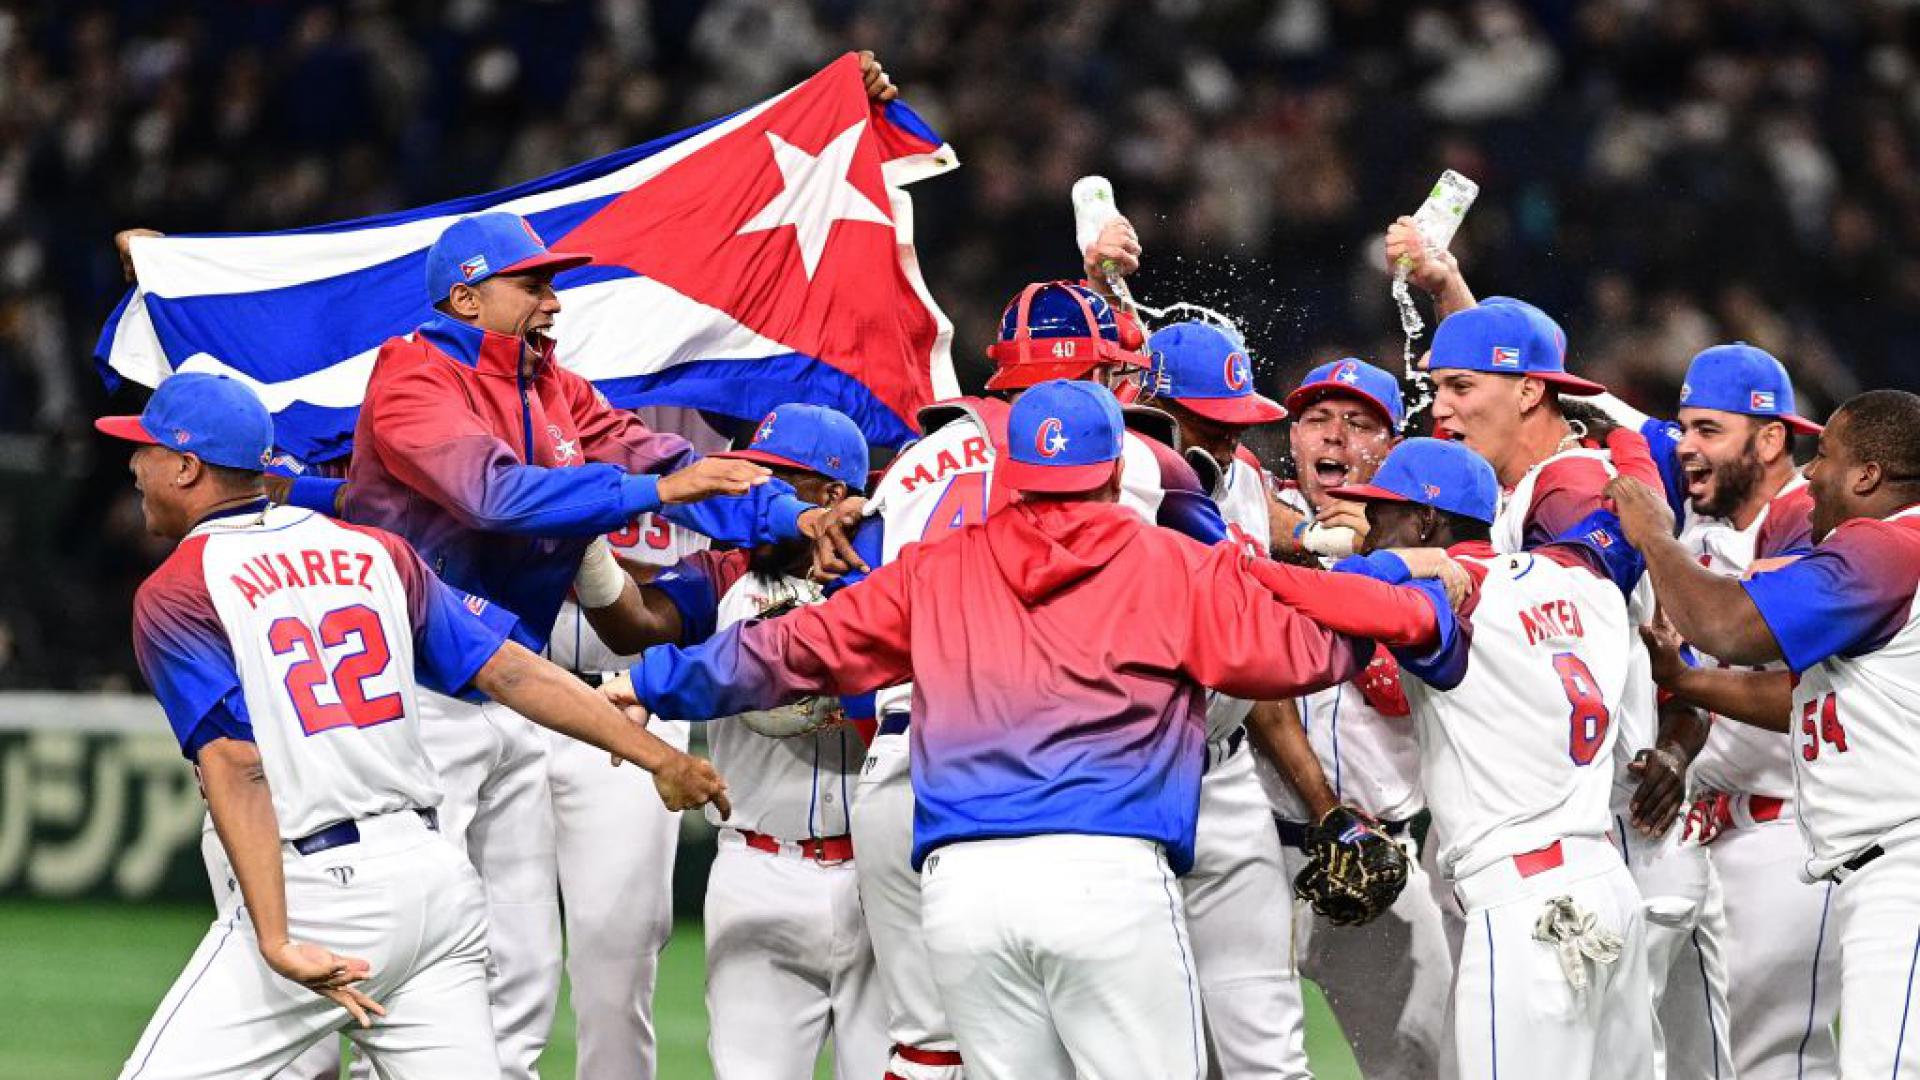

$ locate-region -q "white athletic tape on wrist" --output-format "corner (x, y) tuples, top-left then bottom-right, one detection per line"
(1303, 523), (1359, 559)
(573, 537), (626, 609)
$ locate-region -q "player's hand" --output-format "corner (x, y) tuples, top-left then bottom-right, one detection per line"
(1267, 497), (1314, 560)
(1315, 499), (1371, 542)
(114, 228), (164, 284)
(262, 939), (386, 1029)
(1391, 547), (1475, 609)
(1603, 476), (1676, 548)
(1083, 216), (1142, 282)
(654, 751), (731, 818)
(599, 670), (640, 711)
(858, 50), (897, 103)
(804, 498), (869, 579)
(1385, 215), (1462, 297)
(1639, 615), (1689, 689)
(658, 458), (771, 504)
(1627, 746), (1689, 837)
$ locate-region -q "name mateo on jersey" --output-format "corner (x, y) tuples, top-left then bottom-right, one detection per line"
(895, 435), (991, 493)
(227, 547), (379, 608)
(1519, 597), (1587, 646)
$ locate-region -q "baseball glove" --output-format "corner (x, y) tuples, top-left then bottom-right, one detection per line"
(729, 589), (848, 739)
(1292, 805), (1410, 926)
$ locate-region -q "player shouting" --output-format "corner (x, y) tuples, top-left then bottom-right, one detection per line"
(101, 374), (725, 1080)
(1606, 389), (1920, 1077)
(603, 380), (1435, 1080)
(1256, 437), (1654, 1080)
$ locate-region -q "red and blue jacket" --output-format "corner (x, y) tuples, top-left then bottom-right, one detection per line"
(345, 316), (813, 649)
(627, 499), (1391, 873)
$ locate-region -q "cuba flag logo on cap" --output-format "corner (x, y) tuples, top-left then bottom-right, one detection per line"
(1334, 360), (1362, 385)
(1490, 346), (1521, 369)
(460, 255), (489, 280)
(1034, 417), (1069, 458)
(1224, 352), (1251, 392)
(1750, 390), (1777, 411)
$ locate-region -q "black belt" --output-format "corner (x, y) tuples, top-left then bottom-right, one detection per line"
(293, 808), (439, 857)
(1829, 843), (1885, 883)
(1276, 813), (1409, 851)
(1205, 726), (1248, 772)
(878, 713), (910, 737)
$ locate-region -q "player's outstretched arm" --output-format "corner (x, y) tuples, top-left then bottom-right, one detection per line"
(198, 737), (385, 1027)
(1639, 619), (1794, 732)
(473, 640), (731, 817)
(572, 538), (689, 656)
(1607, 476), (1783, 663)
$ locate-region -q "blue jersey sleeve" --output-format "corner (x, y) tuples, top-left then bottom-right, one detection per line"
(1554, 509), (1647, 597)
(649, 553), (731, 645)
(132, 549), (244, 759)
(285, 476), (347, 516)
(352, 523), (517, 696)
(180, 691), (257, 761)
(1641, 418), (1689, 524)
(1332, 551), (1469, 690)
(1743, 520), (1920, 674)
(659, 479), (811, 547)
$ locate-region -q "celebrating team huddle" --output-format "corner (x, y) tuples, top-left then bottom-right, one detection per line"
(98, 54), (1920, 1080)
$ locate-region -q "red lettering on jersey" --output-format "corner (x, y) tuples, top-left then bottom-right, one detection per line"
(962, 437), (990, 469)
(898, 463), (937, 493)
(331, 550), (356, 590)
(275, 553), (304, 589)
(354, 552), (376, 590)
(250, 555), (283, 594)
(1522, 599), (1586, 645)
(1521, 608), (1543, 646)
(933, 448), (962, 475)
(302, 550), (333, 587)
(232, 574), (264, 609)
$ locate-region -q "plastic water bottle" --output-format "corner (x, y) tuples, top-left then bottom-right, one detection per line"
(1393, 170), (1479, 416)
(1072, 175), (1137, 315)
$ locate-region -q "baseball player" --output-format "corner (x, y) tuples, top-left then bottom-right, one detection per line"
(100, 374), (726, 1080)
(605, 379), (1440, 1080)
(836, 272), (1227, 1080)
(1241, 357), (1457, 1080)
(1408, 258), (1731, 1076)
(340, 210), (858, 1077)
(1262, 436), (1654, 1080)
(1590, 343), (1835, 1078)
(1605, 389), (1920, 1076)
(598, 403), (886, 1079)
(1142, 320), (1370, 1078)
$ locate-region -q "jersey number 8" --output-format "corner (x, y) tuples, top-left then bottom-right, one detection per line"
(269, 604), (405, 736)
(1553, 652), (1611, 766)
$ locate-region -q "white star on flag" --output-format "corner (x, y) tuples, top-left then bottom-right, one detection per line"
(736, 120), (892, 280)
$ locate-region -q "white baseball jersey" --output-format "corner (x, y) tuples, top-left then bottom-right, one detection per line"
(545, 512), (710, 672)
(1744, 506), (1920, 879)
(705, 570), (864, 839)
(1681, 474), (1810, 799)
(1393, 542), (1634, 879)
(1259, 485), (1424, 822)
(132, 502), (513, 838)
(1204, 450), (1272, 742)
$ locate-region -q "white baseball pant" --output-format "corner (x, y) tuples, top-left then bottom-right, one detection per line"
(1184, 745), (1311, 1079)
(1278, 822), (1452, 1080)
(704, 830), (887, 1079)
(1616, 813), (1734, 1080)
(921, 834), (1207, 1080)
(416, 690), (559, 1080)
(198, 815), (348, 1080)
(124, 810), (497, 1080)
(1828, 839), (1920, 1076)
(545, 720), (687, 1080)
(1450, 836), (1651, 1080)
(850, 731), (964, 1080)
(1707, 800), (1838, 1080)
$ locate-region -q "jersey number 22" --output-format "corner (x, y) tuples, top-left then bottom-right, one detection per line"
(270, 604), (405, 736)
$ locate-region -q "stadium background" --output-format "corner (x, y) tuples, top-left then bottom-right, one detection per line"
(3, 0), (1918, 1075)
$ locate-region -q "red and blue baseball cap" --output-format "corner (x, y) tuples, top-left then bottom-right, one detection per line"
(1429, 297), (1605, 396)
(1284, 358), (1407, 431)
(1144, 321), (1286, 426)
(1000, 379), (1126, 493)
(1328, 437), (1499, 524)
(425, 212), (593, 302)
(716, 403), (870, 492)
(95, 372), (275, 470)
(1678, 343), (1823, 435)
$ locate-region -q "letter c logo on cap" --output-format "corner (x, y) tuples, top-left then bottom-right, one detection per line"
(1035, 418), (1068, 458)
(1224, 352), (1250, 392)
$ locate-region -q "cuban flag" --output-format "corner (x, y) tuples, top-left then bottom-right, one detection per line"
(94, 54), (959, 463)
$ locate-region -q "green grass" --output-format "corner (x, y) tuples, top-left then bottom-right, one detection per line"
(5, 900), (1363, 1079)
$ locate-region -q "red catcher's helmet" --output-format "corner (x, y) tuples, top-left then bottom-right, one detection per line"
(984, 281), (1148, 392)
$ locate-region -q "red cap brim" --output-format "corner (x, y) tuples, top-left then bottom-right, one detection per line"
(1323, 482), (1410, 505)
(1531, 370), (1608, 396)
(997, 456), (1119, 494)
(714, 448), (813, 475)
(498, 251), (595, 278)
(1283, 383), (1396, 429)
(95, 415), (160, 446)
(1173, 392), (1288, 427)
(1781, 414), (1825, 436)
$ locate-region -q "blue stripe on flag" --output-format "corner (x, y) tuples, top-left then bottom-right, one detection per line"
(593, 353), (917, 448)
